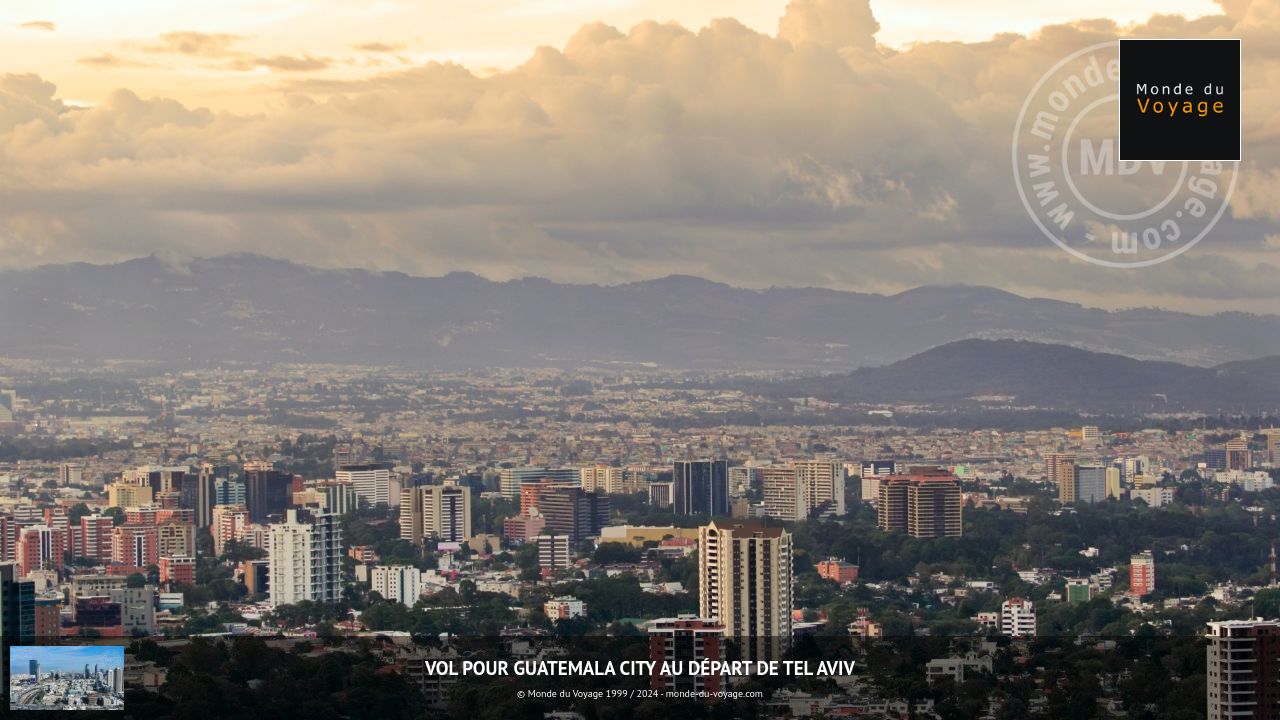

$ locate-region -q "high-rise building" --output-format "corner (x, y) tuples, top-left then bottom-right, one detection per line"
(1266, 430), (1280, 465)
(499, 467), (580, 500)
(215, 478), (247, 506)
(30, 659), (39, 678)
(371, 565), (423, 606)
(244, 461), (295, 522)
(211, 504), (252, 556)
(674, 460), (729, 516)
(1045, 453), (1078, 503)
(268, 509), (343, 606)
(195, 463), (233, 529)
(760, 466), (809, 521)
(111, 524), (159, 569)
(129, 465), (190, 497)
(648, 481), (674, 508)
(337, 463), (395, 508)
(156, 522), (195, 559)
(1, 563), (36, 641)
(536, 534), (572, 576)
(539, 487), (610, 544)
(401, 481), (473, 544)
(1073, 464), (1107, 504)
(698, 520), (792, 662)
(876, 470), (963, 538)
(794, 461), (846, 517)
(1105, 467), (1123, 499)
(295, 480), (356, 516)
(79, 515), (115, 563)
(1206, 620), (1280, 720)
(17, 525), (64, 576)
(760, 462), (847, 520)
(108, 482), (154, 508)
(60, 463), (85, 486)
(1130, 551), (1155, 597)
(1000, 597), (1036, 637)
(647, 616), (724, 693)
(579, 465), (624, 494)
(1226, 436), (1251, 472)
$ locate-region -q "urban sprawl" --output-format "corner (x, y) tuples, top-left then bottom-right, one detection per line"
(0, 362), (1278, 719)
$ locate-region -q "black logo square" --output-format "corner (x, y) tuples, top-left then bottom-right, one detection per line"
(1119, 39), (1240, 161)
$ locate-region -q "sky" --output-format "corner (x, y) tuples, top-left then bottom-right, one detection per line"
(10, 646), (124, 674)
(1, 0), (1278, 314)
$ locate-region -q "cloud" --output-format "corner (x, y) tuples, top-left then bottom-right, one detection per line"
(354, 42), (405, 53)
(77, 54), (159, 69)
(18, 21), (55, 32)
(144, 31), (243, 58)
(1, 1), (1280, 313)
(778, 0), (880, 50)
(226, 55), (332, 72)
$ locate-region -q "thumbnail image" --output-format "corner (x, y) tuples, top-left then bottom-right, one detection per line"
(9, 646), (124, 711)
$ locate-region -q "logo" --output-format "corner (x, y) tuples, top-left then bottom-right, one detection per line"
(1012, 41), (1237, 268)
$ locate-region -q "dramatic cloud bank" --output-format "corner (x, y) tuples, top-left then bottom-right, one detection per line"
(1, 0), (1279, 311)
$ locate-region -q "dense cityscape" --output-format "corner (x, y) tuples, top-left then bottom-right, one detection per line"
(8, 646), (125, 710)
(0, 361), (1278, 719)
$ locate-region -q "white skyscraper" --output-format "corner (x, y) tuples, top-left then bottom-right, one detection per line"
(268, 509), (343, 606)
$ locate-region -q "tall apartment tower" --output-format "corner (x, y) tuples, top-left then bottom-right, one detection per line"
(1045, 453), (1078, 503)
(760, 466), (810, 521)
(698, 520), (792, 662)
(877, 470), (962, 538)
(79, 515), (115, 564)
(400, 481), (473, 544)
(1130, 551), (1155, 597)
(674, 460), (729, 516)
(1207, 620), (1280, 719)
(268, 509), (343, 606)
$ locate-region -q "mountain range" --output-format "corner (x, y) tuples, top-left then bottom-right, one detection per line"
(2, 254), (1279, 370)
(774, 339), (1280, 413)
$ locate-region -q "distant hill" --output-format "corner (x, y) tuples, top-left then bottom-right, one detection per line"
(775, 339), (1280, 413)
(1, 254), (1279, 370)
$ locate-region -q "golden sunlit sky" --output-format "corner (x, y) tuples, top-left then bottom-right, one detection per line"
(1, 0), (1278, 314)
(2, 0), (1222, 109)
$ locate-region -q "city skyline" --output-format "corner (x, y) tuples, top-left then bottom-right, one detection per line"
(10, 646), (123, 674)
